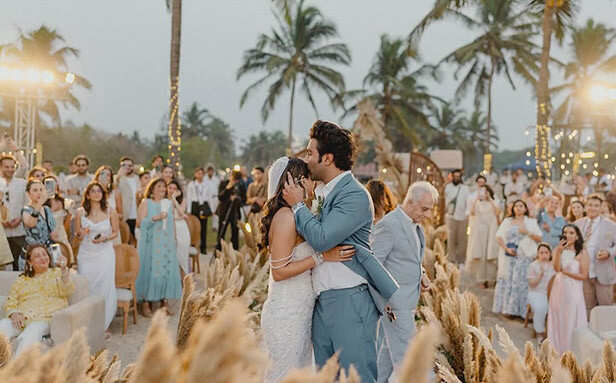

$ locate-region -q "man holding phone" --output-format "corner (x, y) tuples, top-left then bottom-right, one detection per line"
(117, 157), (139, 238)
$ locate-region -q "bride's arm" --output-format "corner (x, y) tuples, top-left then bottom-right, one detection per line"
(269, 208), (316, 282)
(269, 208), (354, 282)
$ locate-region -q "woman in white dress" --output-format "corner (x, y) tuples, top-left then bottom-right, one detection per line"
(492, 199), (542, 318)
(167, 180), (191, 278)
(259, 157), (355, 383)
(75, 182), (119, 335)
(94, 166), (123, 245)
(466, 185), (500, 288)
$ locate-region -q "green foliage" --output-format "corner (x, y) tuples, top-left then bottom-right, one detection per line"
(38, 123), (151, 171)
(237, 0), (351, 148)
(240, 130), (287, 168)
(0, 25), (91, 128)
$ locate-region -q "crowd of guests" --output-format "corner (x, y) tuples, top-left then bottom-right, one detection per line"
(444, 167), (616, 353)
(0, 152), (268, 354)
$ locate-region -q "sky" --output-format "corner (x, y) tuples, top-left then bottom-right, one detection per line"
(1, 0), (615, 153)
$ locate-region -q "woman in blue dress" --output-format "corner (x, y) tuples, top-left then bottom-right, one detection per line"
(136, 177), (181, 317)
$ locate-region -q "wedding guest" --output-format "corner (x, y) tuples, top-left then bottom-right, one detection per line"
(27, 167), (46, 181)
(186, 167), (212, 254)
(0, 198), (13, 269)
(136, 171), (151, 208)
(65, 155), (92, 206)
(136, 178), (181, 317)
(444, 169), (470, 266)
(204, 165), (221, 233)
(492, 199), (542, 318)
(372, 181), (436, 383)
(22, 180), (58, 255)
(523, 187), (543, 218)
(0, 155), (27, 270)
(93, 166), (123, 219)
(566, 199), (585, 223)
(41, 160), (55, 178)
(548, 225), (589, 354)
(75, 182), (118, 333)
(117, 157), (140, 238)
(466, 185), (500, 288)
(527, 243), (555, 342)
(537, 195), (566, 248)
(216, 170), (246, 251)
(504, 170), (525, 201)
(168, 180), (191, 278)
(465, 175), (488, 215)
(574, 194), (616, 314)
(44, 188), (74, 266)
(149, 155), (164, 178)
(0, 245), (73, 356)
(366, 179), (397, 223)
(161, 165), (175, 185)
(246, 166), (267, 214)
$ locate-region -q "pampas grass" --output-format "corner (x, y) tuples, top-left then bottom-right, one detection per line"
(0, 333), (10, 368)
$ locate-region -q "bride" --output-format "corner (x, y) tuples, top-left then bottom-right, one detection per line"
(259, 157), (354, 383)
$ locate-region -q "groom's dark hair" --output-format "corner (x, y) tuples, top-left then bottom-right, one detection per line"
(310, 120), (356, 171)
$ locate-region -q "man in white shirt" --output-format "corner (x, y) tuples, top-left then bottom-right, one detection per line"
(574, 194), (616, 315)
(444, 169), (470, 265)
(504, 170), (525, 200)
(64, 154), (92, 207)
(186, 167), (217, 254)
(0, 155), (27, 270)
(203, 165), (220, 232)
(117, 156), (140, 238)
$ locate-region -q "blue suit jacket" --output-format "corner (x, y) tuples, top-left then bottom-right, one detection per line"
(294, 173), (399, 300)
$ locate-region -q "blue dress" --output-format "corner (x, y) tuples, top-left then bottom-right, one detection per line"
(136, 199), (182, 301)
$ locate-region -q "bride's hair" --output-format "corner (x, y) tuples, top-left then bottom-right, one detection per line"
(259, 158), (310, 251)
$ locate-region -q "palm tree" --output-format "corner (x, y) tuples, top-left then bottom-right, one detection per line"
(237, 0), (351, 151)
(434, 0), (539, 154)
(426, 102), (468, 150)
(181, 102), (209, 138)
(552, 19), (616, 160)
(0, 25), (91, 127)
(528, 0), (577, 175)
(165, 0), (182, 168)
(346, 35), (442, 152)
(460, 109), (499, 172)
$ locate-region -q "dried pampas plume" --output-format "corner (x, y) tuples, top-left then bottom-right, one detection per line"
(397, 323), (441, 383)
(0, 333), (10, 368)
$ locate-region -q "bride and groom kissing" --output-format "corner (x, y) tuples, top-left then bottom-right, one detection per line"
(260, 120), (431, 383)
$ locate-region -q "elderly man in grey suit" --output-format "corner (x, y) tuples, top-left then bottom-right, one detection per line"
(372, 181), (438, 383)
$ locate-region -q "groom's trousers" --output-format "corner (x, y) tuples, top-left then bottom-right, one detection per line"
(312, 284), (379, 383)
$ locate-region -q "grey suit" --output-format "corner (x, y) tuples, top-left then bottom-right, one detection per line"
(371, 207), (425, 383)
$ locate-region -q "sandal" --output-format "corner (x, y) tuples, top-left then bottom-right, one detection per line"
(141, 302), (153, 318)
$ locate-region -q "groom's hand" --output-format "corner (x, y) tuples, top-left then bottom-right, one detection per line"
(282, 173), (304, 206)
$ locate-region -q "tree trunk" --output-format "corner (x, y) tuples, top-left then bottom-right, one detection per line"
(486, 58), (496, 156)
(169, 0), (182, 169)
(536, 3), (554, 178)
(287, 76), (296, 154)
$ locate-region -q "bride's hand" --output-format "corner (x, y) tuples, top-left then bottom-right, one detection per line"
(322, 245), (355, 262)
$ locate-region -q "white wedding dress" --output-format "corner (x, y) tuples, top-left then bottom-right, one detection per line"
(261, 241), (317, 383)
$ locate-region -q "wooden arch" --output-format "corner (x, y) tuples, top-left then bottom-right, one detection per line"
(408, 152), (446, 225)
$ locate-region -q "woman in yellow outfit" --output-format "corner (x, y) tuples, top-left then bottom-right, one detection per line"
(0, 244), (73, 355)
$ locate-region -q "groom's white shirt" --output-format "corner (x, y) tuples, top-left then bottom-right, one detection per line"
(311, 171), (367, 295)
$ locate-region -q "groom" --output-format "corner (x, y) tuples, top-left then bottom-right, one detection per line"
(283, 120), (399, 383)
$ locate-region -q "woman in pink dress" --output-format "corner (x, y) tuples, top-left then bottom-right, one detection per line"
(547, 224), (589, 354)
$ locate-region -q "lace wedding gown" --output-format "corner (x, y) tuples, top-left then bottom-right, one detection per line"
(261, 241), (317, 383)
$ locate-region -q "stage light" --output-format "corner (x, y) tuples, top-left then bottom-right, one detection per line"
(25, 68), (41, 83)
(41, 70), (54, 84)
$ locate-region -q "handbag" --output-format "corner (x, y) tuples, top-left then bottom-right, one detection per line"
(191, 201), (212, 219)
